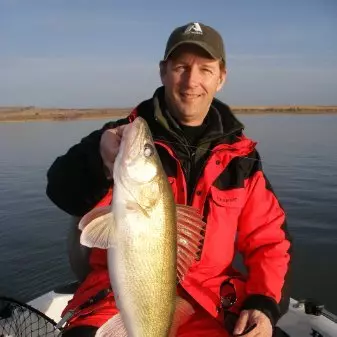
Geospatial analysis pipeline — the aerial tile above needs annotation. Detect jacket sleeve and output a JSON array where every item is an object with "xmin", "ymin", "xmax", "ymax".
[
  {"xmin": 46, "ymin": 118, "xmax": 129, "ymax": 217},
  {"xmin": 236, "ymin": 150, "xmax": 292, "ymax": 326}
]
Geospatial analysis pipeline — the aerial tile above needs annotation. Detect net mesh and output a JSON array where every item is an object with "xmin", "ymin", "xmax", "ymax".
[{"xmin": 0, "ymin": 297, "xmax": 62, "ymax": 337}]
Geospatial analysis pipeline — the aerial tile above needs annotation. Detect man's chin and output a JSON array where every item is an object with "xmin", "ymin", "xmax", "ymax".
[
  {"xmin": 175, "ymin": 103, "xmax": 196, "ymax": 114},
  {"xmin": 168, "ymin": 102, "xmax": 201, "ymax": 121}
]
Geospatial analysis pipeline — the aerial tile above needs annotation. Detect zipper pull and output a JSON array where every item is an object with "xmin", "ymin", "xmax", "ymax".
[{"xmin": 55, "ymin": 309, "xmax": 77, "ymax": 329}]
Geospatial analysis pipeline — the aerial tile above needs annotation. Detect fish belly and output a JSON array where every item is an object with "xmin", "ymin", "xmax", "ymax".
[{"xmin": 108, "ymin": 213, "xmax": 176, "ymax": 337}]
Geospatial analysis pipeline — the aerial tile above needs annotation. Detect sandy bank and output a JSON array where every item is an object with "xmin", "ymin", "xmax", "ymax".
[{"xmin": 1, "ymin": 106, "xmax": 337, "ymax": 122}]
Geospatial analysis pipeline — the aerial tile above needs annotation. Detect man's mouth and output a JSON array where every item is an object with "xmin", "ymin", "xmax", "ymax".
[{"xmin": 180, "ymin": 93, "xmax": 202, "ymax": 99}]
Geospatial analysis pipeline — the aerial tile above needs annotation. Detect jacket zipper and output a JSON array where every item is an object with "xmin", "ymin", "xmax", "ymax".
[
  {"xmin": 154, "ymin": 115, "xmax": 243, "ymax": 205},
  {"xmin": 188, "ymin": 127, "xmax": 243, "ymax": 205}
]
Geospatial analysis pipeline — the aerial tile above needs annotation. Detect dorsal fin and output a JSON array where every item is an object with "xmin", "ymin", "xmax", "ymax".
[{"xmin": 176, "ymin": 205, "xmax": 206, "ymax": 282}]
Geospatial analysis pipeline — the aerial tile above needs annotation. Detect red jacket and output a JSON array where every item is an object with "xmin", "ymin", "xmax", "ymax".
[{"xmin": 61, "ymin": 94, "xmax": 291, "ymax": 330}]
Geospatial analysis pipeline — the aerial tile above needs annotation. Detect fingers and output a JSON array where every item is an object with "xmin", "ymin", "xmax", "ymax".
[
  {"xmin": 233, "ymin": 310, "xmax": 249, "ymax": 335},
  {"xmin": 100, "ymin": 126, "xmax": 126, "ymax": 178},
  {"xmin": 104, "ymin": 126, "xmax": 125, "ymax": 141},
  {"xmin": 114, "ymin": 124, "xmax": 127, "ymax": 138},
  {"xmin": 233, "ymin": 324, "xmax": 257, "ymax": 336},
  {"xmin": 232, "ymin": 310, "xmax": 272, "ymax": 337}
]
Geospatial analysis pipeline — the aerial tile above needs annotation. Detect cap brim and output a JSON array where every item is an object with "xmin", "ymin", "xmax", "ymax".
[{"xmin": 164, "ymin": 41, "xmax": 221, "ymax": 61}]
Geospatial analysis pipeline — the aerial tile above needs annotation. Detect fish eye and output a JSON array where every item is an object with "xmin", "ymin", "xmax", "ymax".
[{"xmin": 144, "ymin": 143, "xmax": 154, "ymax": 157}]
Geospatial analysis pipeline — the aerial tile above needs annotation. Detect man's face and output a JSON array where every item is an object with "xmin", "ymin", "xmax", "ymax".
[{"xmin": 160, "ymin": 44, "xmax": 226, "ymax": 126}]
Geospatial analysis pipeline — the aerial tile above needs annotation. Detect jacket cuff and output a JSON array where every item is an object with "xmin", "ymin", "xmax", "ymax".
[{"xmin": 241, "ymin": 295, "xmax": 281, "ymax": 327}]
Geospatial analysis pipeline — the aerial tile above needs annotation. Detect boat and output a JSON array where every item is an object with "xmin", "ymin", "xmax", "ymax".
[{"xmin": 1, "ymin": 281, "xmax": 336, "ymax": 336}]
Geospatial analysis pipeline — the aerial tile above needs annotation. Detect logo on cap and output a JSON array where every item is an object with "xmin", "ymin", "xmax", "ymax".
[{"xmin": 184, "ymin": 22, "xmax": 203, "ymax": 35}]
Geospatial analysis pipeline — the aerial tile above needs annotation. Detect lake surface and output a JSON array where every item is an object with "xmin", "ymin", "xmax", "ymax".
[{"xmin": 0, "ymin": 114, "xmax": 337, "ymax": 314}]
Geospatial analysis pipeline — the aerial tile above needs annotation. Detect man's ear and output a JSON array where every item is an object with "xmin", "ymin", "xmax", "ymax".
[
  {"xmin": 217, "ymin": 68, "xmax": 227, "ymax": 92},
  {"xmin": 159, "ymin": 61, "xmax": 167, "ymax": 84}
]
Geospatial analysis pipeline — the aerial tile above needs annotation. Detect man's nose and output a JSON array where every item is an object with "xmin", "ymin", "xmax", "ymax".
[{"xmin": 182, "ymin": 66, "xmax": 201, "ymax": 87}]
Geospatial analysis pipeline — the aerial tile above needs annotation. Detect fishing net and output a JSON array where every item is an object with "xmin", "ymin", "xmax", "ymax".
[{"xmin": 0, "ymin": 296, "xmax": 62, "ymax": 337}]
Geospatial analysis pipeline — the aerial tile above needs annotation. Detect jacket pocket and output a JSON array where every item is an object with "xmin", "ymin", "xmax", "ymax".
[
  {"xmin": 209, "ymin": 186, "xmax": 246, "ymax": 209},
  {"xmin": 197, "ymin": 187, "xmax": 246, "ymax": 266}
]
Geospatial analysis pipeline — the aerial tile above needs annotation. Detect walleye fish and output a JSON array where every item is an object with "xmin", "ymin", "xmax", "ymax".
[{"xmin": 79, "ymin": 117, "xmax": 205, "ymax": 337}]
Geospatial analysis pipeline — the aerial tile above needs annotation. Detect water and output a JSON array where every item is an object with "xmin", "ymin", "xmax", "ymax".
[{"xmin": 0, "ymin": 115, "xmax": 337, "ymax": 314}]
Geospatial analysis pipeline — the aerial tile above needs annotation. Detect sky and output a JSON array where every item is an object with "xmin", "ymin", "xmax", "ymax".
[{"xmin": 0, "ymin": 0, "xmax": 336, "ymax": 107}]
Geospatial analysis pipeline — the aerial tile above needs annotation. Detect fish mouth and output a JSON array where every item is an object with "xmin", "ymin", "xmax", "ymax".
[
  {"xmin": 132, "ymin": 117, "xmax": 152, "ymax": 141},
  {"xmin": 123, "ymin": 117, "xmax": 151, "ymax": 151},
  {"xmin": 115, "ymin": 116, "xmax": 156, "ymax": 183}
]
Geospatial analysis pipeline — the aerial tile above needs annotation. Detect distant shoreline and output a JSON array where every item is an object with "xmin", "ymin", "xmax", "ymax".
[{"xmin": 1, "ymin": 106, "xmax": 337, "ymax": 122}]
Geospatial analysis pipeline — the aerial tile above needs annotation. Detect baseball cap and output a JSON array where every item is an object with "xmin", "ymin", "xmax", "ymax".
[{"xmin": 163, "ymin": 22, "xmax": 226, "ymax": 63}]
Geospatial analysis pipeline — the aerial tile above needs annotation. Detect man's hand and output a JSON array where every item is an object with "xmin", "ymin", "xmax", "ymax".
[
  {"xmin": 100, "ymin": 125, "xmax": 126, "ymax": 179},
  {"xmin": 233, "ymin": 309, "xmax": 272, "ymax": 336}
]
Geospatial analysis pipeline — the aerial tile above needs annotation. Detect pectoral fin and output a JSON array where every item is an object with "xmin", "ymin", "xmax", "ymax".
[
  {"xmin": 95, "ymin": 313, "xmax": 127, "ymax": 337},
  {"xmin": 79, "ymin": 206, "xmax": 116, "ymax": 249},
  {"xmin": 78, "ymin": 206, "xmax": 111, "ymax": 230},
  {"xmin": 176, "ymin": 205, "xmax": 206, "ymax": 282}
]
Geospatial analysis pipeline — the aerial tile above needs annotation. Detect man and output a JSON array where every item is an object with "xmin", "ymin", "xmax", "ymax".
[{"xmin": 47, "ymin": 22, "xmax": 291, "ymax": 337}]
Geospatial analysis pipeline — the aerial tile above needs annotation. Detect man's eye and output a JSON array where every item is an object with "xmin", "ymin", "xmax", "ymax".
[{"xmin": 202, "ymin": 68, "xmax": 213, "ymax": 74}]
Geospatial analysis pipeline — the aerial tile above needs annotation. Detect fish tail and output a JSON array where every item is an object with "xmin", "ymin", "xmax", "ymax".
[{"xmin": 95, "ymin": 313, "xmax": 127, "ymax": 337}]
